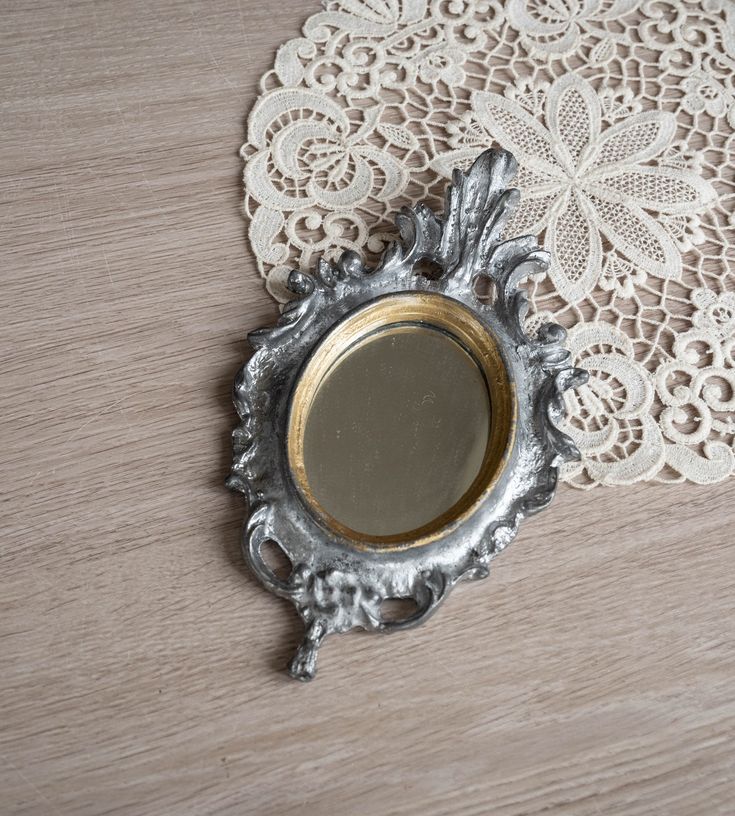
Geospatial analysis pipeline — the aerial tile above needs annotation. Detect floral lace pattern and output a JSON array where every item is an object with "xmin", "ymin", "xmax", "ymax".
[{"xmin": 241, "ymin": 0, "xmax": 735, "ymax": 488}]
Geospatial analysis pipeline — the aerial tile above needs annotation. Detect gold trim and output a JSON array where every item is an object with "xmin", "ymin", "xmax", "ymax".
[{"xmin": 287, "ymin": 292, "xmax": 517, "ymax": 551}]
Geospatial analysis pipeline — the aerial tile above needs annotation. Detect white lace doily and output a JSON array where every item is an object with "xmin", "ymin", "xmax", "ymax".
[{"xmin": 241, "ymin": 0, "xmax": 735, "ymax": 488}]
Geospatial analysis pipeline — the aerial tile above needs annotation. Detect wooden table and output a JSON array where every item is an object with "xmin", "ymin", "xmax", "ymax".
[{"xmin": 2, "ymin": 2, "xmax": 734, "ymax": 814}]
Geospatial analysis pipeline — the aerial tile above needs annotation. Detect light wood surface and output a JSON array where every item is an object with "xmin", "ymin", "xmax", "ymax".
[{"xmin": 2, "ymin": 2, "xmax": 734, "ymax": 814}]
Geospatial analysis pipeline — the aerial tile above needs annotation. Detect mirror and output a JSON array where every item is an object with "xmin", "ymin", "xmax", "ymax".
[
  {"xmin": 301, "ymin": 324, "xmax": 490, "ymax": 537},
  {"xmin": 229, "ymin": 148, "xmax": 587, "ymax": 680},
  {"xmin": 286, "ymin": 292, "xmax": 514, "ymax": 548}
]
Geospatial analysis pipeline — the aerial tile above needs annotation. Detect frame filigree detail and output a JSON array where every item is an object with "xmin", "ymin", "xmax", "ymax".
[{"xmin": 228, "ymin": 149, "xmax": 587, "ymax": 681}]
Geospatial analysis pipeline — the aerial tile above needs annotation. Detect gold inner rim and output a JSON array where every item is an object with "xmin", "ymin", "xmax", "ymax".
[{"xmin": 287, "ymin": 292, "xmax": 517, "ymax": 550}]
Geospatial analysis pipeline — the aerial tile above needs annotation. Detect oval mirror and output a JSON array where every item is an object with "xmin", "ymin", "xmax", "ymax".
[
  {"xmin": 301, "ymin": 324, "xmax": 490, "ymax": 538},
  {"xmin": 228, "ymin": 149, "xmax": 587, "ymax": 680}
]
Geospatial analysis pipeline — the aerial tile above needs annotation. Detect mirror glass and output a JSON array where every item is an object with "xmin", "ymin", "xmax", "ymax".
[{"xmin": 301, "ymin": 325, "xmax": 491, "ymax": 537}]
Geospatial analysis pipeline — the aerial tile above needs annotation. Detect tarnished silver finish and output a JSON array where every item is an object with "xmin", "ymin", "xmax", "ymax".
[{"xmin": 227, "ymin": 149, "xmax": 587, "ymax": 681}]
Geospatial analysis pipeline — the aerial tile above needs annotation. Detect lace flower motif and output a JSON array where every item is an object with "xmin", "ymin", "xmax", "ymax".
[
  {"xmin": 245, "ymin": 89, "xmax": 409, "ymax": 211},
  {"xmin": 640, "ymin": 0, "xmax": 735, "ymax": 76},
  {"xmin": 691, "ymin": 288, "xmax": 735, "ymax": 340},
  {"xmin": 433, "ymin": 74, "xmax": 716, "ymax": 303},
  {"xmin": 417, "ymin": 46, "xmax": 466, "ymax": 85},
  {"xmin": 655, "ymin": 327, "xmax": 735, "ymax": 484},
  {"xmin": 681, "ymin": 71, "xmax": 730, "ymax": 118},
  {"xmin": 561, "ymin": 323, "xmax": 665, "ymax": 486},
  {"xmin": 507, "ymin": 0, "xmax": 637, "ymax": 56},
  {"xmin": 303, "ymin": 0, "xmax": 420, "ymax": 38}
]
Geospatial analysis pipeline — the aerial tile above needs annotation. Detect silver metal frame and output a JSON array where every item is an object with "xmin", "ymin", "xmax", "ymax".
[{"xmin": 228, "ymin": 149, "xmax": 587, "ymax": 681}]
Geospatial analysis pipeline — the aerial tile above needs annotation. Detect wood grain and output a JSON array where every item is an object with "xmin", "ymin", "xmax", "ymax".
[{"xmin": 1, "ymin": 2, "xmax": 734, "ymax": 814}]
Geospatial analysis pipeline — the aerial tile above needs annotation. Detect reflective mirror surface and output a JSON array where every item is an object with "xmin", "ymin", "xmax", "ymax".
[{"xmin": 301, "ymin": 325, "xmax": 491, "ymax": 537}]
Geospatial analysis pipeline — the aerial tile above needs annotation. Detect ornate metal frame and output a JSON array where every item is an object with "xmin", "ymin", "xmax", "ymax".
[{"xmin": 228, "ymin": 149, "xmax": 587, "ymax": 681}]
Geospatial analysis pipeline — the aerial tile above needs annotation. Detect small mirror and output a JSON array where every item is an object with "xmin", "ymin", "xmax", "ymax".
[
  {"xmin": 229, "ymin": 149, "xmax": 587, "ymax": 680},
  {"xmin": 301, "ymin": 325, "xmax": 489, "ymax": 538},
  {"xmin": 286, "ymin": 292, "xmax": 514, "ymax": 548}
]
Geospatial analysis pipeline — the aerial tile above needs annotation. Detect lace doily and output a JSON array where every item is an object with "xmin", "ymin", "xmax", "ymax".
[{"xmin": 241, "ymin": 0, "xmax": 735, "ymax": 488}]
